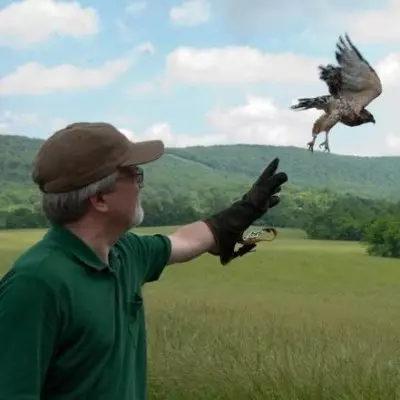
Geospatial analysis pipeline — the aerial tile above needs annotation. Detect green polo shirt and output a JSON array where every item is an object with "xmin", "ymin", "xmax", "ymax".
[{"xmin": 0, "ymin": 223, "xmax": 171, "ymax": 400}]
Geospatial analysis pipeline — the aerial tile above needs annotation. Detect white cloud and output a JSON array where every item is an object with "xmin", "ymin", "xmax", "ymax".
[
  {"xmin": 343, "ymin": 0, "xmax": 400, "ymax": 43},
  {"xmin": 0, "ymin": 0, "xmax": 98, "ymax": 48},
  {"xmin": 385, "ymin": 132, "xmax": 400, "ymax": 153},
  {"xmin": 0, "ymin": 57, "xmax": 133, "ymax": 95},
  {"xmin": 118, "ymin": 128, "xmax": 135, "ymax": 139},
  {"xmin": 142, "ymin": 123, "xmax": 219, "ymax": 147},
  {"xmin": 131, "ymin": 81, "xmax": 156, "ymax": 94},
  {"xmin": 135, "ymin": 41, "xmax": 155, "ymax": 55},
  {"xmin": 376, "ymin": 53, "xmax": 400, "ymax": 86},
  {"xmin": 116, "ymin": 93, "xmax": 400, "ymax": 156},
  {"xmin": 119, "ymin": 96, "xmax": 319, "ymax": 148},
  {"xmin": 206, "ymin": 95, "xmax": 319, "ymax": 147},
  {"xmin": 165, "ymin": 46, "xmax": 323, "ymax": 85},
  {"xmin": 49, "ymin": 117, "xmax": 69, "ymax": 132},
  {"xmin": 372, "ymin": 52, "xmax": 400, "ymax": 156},
  {"xmin": 126, "ymin": 1, "xmax": 147, "ymax": 14},
  {"xmin": 170, "ymin": 0, "xmax": 211, "ymax": 26},
  {"xmin": 119, "ymin": 124, "xmax": 218, "ymax": 147},
  {"xmin": 0, "ymin": 110, "xmax": 38, "ymax": 134}
]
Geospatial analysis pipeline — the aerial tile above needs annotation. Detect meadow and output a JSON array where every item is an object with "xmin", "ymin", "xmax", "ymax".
[{"xmin": 1, "ymin": 227, "xmax": 400, "ymax": 399}]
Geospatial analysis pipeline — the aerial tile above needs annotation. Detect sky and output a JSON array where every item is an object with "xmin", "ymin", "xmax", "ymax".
[{"xmin": 0, "ymin": 0, "xmax": 400, "ymax": 156}]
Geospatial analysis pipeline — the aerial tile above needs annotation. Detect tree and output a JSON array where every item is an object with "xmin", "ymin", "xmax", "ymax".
[
  {"xmin": 363, "ymin": 217, "xmax": 400, "ymax": 258},
  {"xmin": 4, "ymin": 207, "xmax": 49, "ymax": 229},
  {"xmin": 303, "ymin": 195, "xmax": 393, "ymax": 241}
]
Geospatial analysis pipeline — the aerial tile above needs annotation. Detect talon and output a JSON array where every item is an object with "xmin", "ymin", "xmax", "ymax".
[{"xmin": 319, "ymin": 141, "xmax": 330, "ymax": 153}]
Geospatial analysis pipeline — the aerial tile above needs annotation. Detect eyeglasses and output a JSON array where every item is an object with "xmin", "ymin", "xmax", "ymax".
[
  {"xmin": 134, "ymin": 167, "xmax": 144, "ymax": 187},
  {"xmin": 117, "ymin": 166, "xmax": 144, "ymax": 187}
]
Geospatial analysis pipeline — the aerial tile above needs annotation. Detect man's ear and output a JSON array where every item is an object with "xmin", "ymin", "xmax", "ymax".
[{"xmin": 89, "ymin": 193, "xmax": 109, "ymax": 213}]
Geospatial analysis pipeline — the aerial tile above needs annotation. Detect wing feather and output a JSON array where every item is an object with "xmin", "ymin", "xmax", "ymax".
[
  {"xmin": 334, "ymin": 33, "xmax": 382, "ymax": 113},
  {"xmin": 318, "ymin": 64, "xmax": 342, "ymax": 96}
]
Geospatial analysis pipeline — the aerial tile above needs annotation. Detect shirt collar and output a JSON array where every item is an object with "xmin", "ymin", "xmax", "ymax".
[{"xmin": 44, "ymin": 223, "xmax": 115, "ymax": 271}]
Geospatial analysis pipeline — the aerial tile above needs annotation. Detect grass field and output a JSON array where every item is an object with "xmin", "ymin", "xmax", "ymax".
[{"xmin": 1, "ymin": 227, "xmax": 400, "ymax": 399}]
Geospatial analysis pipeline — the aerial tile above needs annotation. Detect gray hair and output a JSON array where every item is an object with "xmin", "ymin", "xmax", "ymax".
[{"xmin": 41, "ymin": 172, "xmax": 118, "ymax": 224}]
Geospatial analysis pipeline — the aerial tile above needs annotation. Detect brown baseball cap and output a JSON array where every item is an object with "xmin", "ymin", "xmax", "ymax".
[{"xmin": 32, "ymin": 122, "xmax": 164, "ymax": 193}]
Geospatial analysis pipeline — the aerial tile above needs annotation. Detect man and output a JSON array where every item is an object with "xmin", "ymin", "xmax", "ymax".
[{"xmin": 0, "ymin": 122, "xmax": 288, "ymax": 399}]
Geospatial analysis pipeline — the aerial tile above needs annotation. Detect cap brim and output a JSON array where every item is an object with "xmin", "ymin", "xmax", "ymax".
[{"xmin": 121, "ymin": 140, "xmax": 164, "ymax": 166}]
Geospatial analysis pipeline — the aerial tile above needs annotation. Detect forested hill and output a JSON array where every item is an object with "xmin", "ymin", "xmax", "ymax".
[
  {"xmin": 166, "ymin": 145, "xmax": 400, "ymax": 198},
  {"xmin": 1, "ymin": 134, "xmax": 400, "ymax": 201}
]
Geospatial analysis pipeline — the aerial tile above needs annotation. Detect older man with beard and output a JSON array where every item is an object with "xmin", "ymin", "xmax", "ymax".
[{"xmin": 0, "ymin": 122, "xmax": 288, "ymax": 400}]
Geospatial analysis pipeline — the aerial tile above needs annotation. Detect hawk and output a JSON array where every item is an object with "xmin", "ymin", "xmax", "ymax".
[{"xmin": 291, "ymin": 33, "xmax": 382, "ymax": 153}]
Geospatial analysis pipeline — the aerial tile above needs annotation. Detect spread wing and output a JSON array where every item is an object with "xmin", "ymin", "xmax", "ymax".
[
  {"xmin": 318, "ymin": 64, "xmax": 342, "ymax": 96},
  {"xmin": 334, "ymin": 33, "xmax": 382, "ymax": 113}
]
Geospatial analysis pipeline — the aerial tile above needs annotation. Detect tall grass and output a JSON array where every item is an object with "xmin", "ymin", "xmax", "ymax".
[{"xmin": 2, "ymin": 227, "xmax": 400, "ymax": 398}]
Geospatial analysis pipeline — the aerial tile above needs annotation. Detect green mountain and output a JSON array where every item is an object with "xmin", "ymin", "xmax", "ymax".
[
  {"xmin": 165, "ymin": 145, "xmax": 400, "ymax": 198},
  {"xmin": 1, "ymin": 134, "xmax": 400, "ymax": 212}
]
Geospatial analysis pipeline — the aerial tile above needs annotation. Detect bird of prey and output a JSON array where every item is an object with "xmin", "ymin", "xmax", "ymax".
[{"xmin": 290, "ymin": 33, "xmax": 382, "ymax": 153}]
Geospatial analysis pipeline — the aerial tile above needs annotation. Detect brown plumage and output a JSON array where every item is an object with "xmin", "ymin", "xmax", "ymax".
[{"xmin": 291, "ymin": 33, "xmax": 382, "ymax": 153}]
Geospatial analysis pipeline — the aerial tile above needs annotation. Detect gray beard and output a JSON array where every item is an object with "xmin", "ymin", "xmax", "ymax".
[{"xmin": 132, "ymin": 198, "xmax": 144, "ymax": 227}]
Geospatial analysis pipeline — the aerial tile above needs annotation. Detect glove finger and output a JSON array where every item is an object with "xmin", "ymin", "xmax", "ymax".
[
  {"xmin": 254, "ymin": 158, "xmax": 280, "ymax": 186},
  {"xmin": 219, "ymin": 236, "xmax": 240, "ymax": 265},
  {"xmin": 272, "ymin": 186, "xmax": 281, "ymax": 195},
  {"xmin": 245, "ymin": 179, "xmax": 284, "ymax": 210},
  {"xmin": 268, "ymin": 195, "xmax": 280, "ymax": 208},
  {"xmin": 236, "ymin": 243, "xmax": 256, "ymax": 257},
  {"xmin": 266, "ymin": 171, "xmax": 288, "ymax": 189}
]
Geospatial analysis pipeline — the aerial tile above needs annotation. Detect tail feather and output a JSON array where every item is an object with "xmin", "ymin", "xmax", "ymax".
[{"xmin": 291, "ymin": 95, "xmax": 331, "ymax": 111}]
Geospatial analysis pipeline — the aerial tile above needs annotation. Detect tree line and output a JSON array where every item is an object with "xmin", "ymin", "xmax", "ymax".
[
  {"xmin": 303, "ymin": 195, "xmax": 400, "ymax": 258},
  {"xmin": 1, "ymin": 187, "xmax": 399, "ymax": 259}
]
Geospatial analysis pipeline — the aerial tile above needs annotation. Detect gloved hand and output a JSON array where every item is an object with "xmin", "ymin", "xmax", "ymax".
[{"xmin": 203, "ymin": 158, "xmax": 288, "ymax": 265}]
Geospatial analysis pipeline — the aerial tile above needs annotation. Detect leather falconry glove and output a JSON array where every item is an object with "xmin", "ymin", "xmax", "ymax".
[{"xmin": 203, "ymin": 157, "xmax": 288, "ymax": 265}]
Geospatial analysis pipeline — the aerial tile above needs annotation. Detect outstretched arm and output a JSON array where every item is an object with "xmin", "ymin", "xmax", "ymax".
[{"xmin": 167, "ymin": 221, "xmax": 217, "ymax": 264}]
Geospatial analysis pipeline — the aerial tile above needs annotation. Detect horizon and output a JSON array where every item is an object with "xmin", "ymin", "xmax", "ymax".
[{"xmin": 2, "ymin": 132, "xmax": 399, "ymax": 159}]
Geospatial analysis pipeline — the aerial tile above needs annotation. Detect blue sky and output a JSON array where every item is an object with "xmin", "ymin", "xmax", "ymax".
[{"xmin": 1, "ymin": 0, "xmax": 400, "ymax": 156}]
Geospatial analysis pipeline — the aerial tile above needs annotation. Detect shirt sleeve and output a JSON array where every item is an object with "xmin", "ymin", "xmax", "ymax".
[
  {"xmin": 0, "ymin": 271, "xmax": 60, "ymax": 399},
  {"xmin": 121, "ymin": 232, "xmax": 172, "ymax": 285}
]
